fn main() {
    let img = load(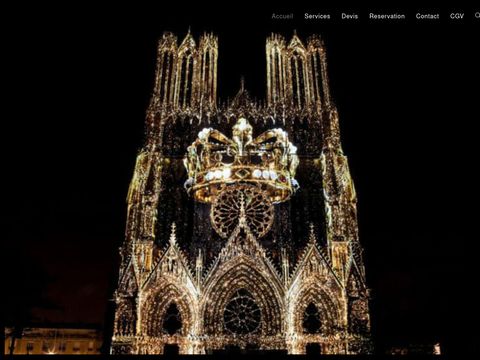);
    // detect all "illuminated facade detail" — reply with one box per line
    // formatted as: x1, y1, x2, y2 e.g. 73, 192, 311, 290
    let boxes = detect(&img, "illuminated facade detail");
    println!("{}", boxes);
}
210, 184, 275, 239
111, 31, 371, 354
224, 288, 262, 335
183, 116, 299, 205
